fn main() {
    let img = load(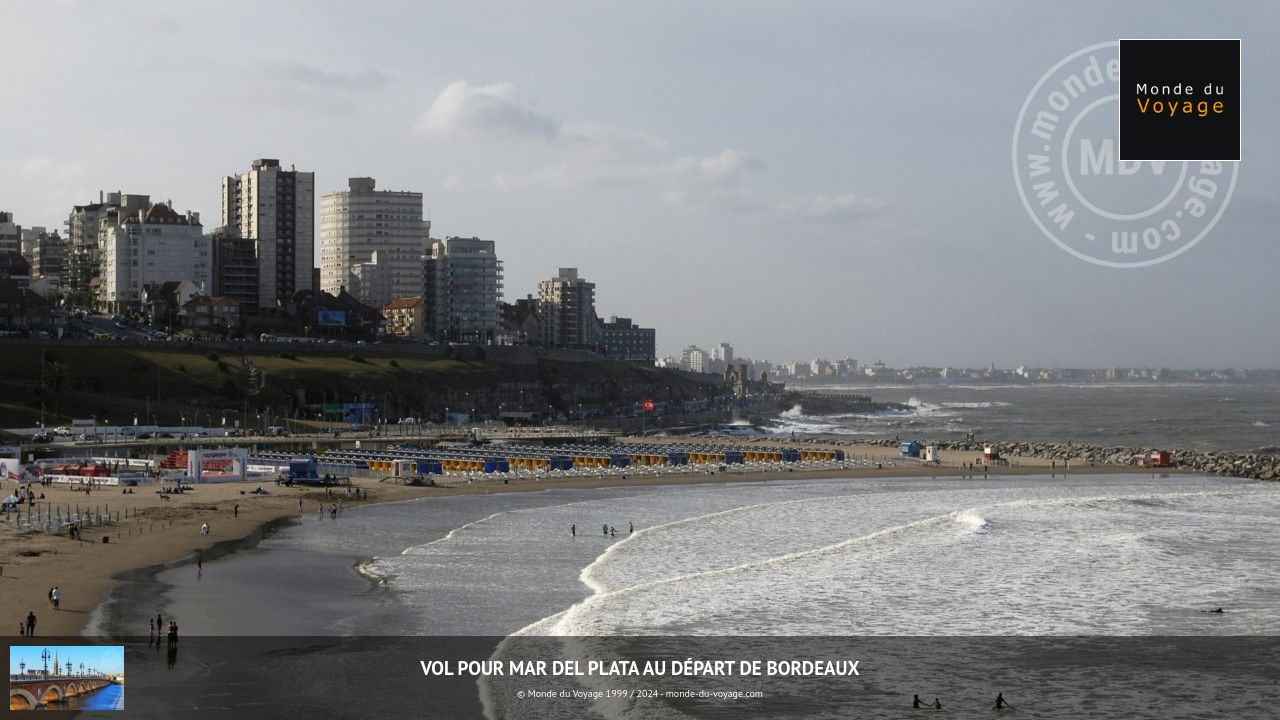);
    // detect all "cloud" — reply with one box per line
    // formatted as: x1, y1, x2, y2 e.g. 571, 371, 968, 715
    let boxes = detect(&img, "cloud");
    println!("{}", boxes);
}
421, 79, 889, 227
417, 80, 560, 139
273, 60, 392, 93
227, 60, 393, 116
